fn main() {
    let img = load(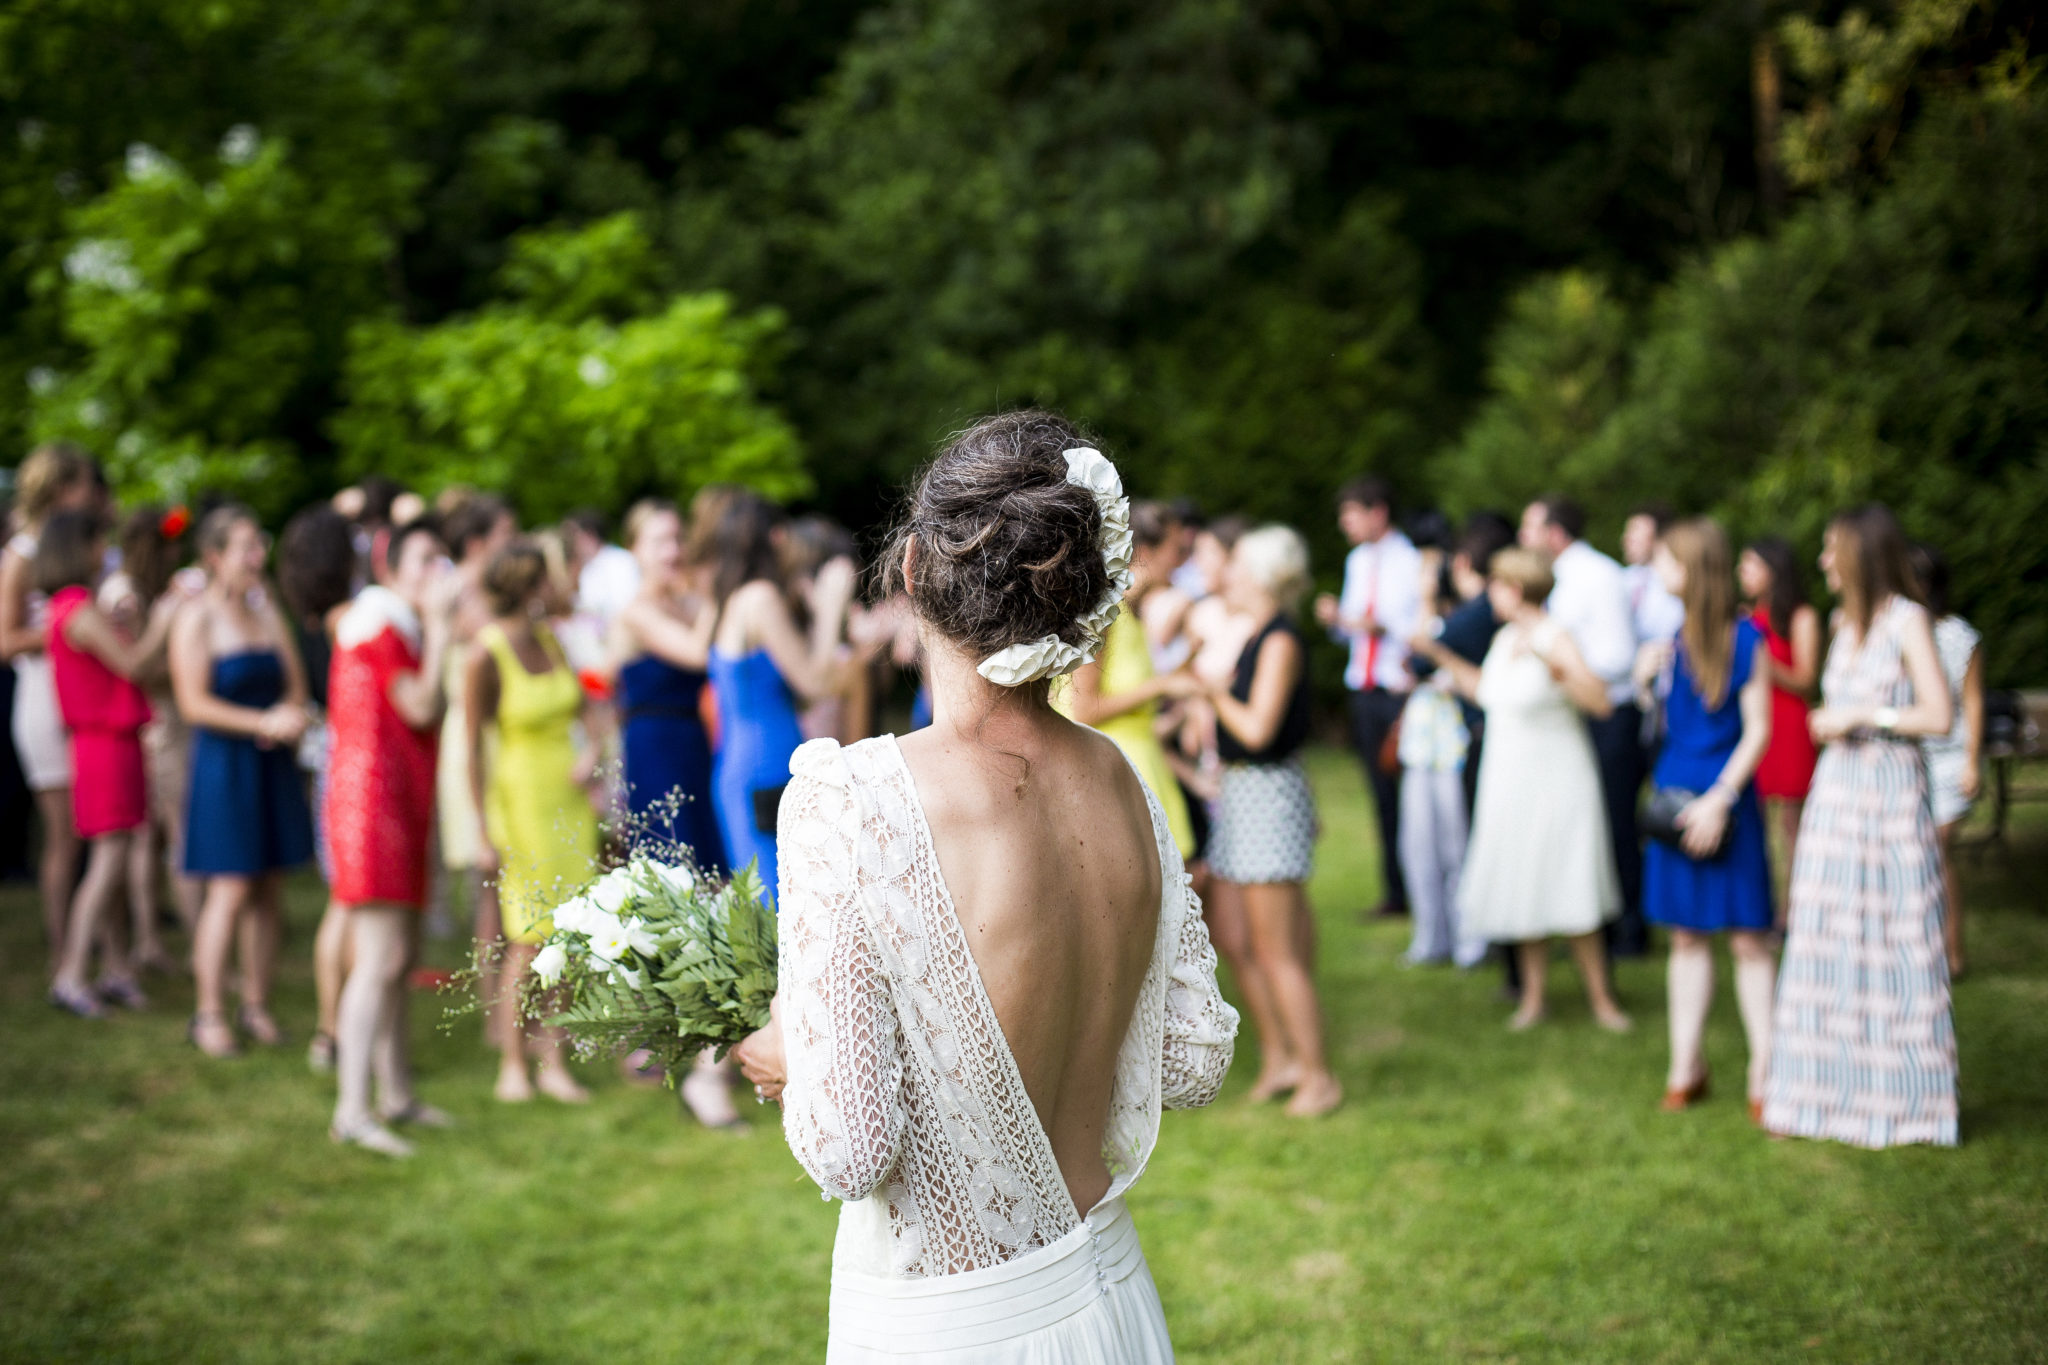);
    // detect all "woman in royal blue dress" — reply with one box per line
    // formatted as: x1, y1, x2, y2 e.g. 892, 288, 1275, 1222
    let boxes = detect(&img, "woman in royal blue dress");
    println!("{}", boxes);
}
170, 505, 316, 1058
608, 499, 726, 872
1635, 518, 1777, 1119
697, 488, 852, 896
